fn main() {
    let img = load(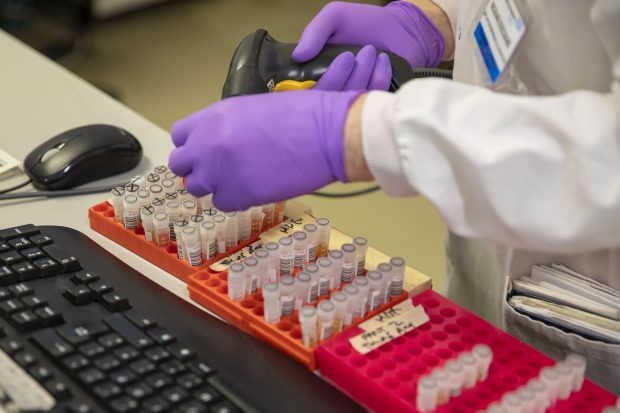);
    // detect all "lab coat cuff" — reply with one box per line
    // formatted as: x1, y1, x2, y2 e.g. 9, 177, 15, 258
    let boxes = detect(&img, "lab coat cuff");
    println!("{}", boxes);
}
432, 0, 457, 60
362, 91, 418, 197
